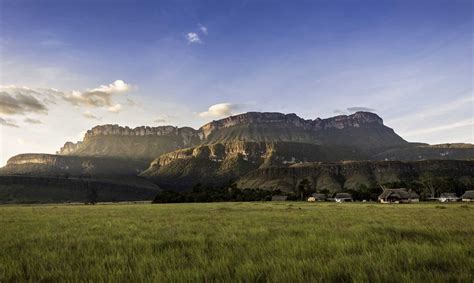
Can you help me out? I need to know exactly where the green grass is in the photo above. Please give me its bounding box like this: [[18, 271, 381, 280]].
[[0, 202, 472, 282]]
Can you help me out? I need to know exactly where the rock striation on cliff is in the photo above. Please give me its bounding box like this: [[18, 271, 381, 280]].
[[58, 124, 201, 160]]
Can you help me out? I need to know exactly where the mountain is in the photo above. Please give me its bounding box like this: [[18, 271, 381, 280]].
[[199, 112, 408, 149], [2, 111, 473, 199], [0, 154, 161, 203], [58, 125, 200, 160], [236, 160, 474, 193], [141, 112, 473, 189]]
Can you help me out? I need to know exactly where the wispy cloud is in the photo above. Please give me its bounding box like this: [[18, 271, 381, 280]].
[[1, 80, 135, 118], [402, 119, 474, 137], [107, 104, 122, 113], [0, 87, 48, 115], [186, 24, 208, 44], [187, 32, 202, 44], [24, 118, 42, 124], [199, 24, 208, 35], [347, 106, 376, 113], [63, 80, 134, 108], [83, 111, 101, 120], [154, 114, 173, 124], [333, 106, 376, 115], [0, 117, 19, 128], [386, 95, 473, 125]]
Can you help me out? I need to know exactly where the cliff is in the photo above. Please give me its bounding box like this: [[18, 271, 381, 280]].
[[58, 125, 201, 160], [236, 160, 474, 193], [57, 111, 401, 160], [199, 111, 399, 148], [199, 111, 384, 138], [1, 153, 150, 177], [140, 141, 367, 190]]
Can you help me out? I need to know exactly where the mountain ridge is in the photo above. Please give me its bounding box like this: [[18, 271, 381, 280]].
[[3, 111, 473, 196]]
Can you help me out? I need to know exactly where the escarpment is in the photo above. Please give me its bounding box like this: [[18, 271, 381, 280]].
[[236, 160, 474, 193], [3, 111, 474, 195], [58, 124, 201, 160]]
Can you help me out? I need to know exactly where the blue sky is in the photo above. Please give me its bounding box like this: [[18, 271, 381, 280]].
[[0, 0, 472, 165]]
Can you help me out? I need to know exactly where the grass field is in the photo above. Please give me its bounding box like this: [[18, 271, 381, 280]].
[[0, 202, 473, 282]]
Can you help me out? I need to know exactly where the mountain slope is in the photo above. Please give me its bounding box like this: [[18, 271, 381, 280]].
[[236, 160, 474, 193], [2, 111, 474, 196], [58, 125, 200, 160]]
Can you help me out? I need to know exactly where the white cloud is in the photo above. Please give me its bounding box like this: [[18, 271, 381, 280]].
[[198, 103, 239, 118], [1, 80, 135, 112], [83, 111, 101, 120], [107, 104, 122, 113], [187, 32, 202, 44], [199, 24, 208, 35], [92, 80, 133, 94]]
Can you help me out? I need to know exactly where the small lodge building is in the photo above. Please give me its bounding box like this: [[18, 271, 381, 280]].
[[408, 190, 420, 202], [272, 195, 288, 201], [311, 193, 327, 202], [461, 190, 474, 202], [378, 188, 419, 204], [334, 193, 353, 203], [439, 193, 459, 202]]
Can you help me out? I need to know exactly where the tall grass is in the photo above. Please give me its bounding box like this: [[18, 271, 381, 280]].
[[0, 202, 472, 282]]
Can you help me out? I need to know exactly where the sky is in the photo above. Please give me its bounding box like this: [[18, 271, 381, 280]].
[[0, 0, 473, 165]]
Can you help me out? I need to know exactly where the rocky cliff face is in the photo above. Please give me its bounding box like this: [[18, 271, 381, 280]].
[[236, 160, 474, 193], [82, 124, 197, 142], [199, 111, 385, 139], [58, 124, 201, 160], [2, 153, 149, 177], [56, 111, 397, 160], [140, 141, 368, 190]]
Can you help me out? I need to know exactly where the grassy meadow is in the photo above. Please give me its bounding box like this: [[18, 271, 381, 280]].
[[0, 202, 473, 282]]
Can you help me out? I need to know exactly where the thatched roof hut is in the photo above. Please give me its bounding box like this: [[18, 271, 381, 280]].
[[311, 193, 327, 201], [334, 193, 352, 202], [461, 190, 474, 202], [378, 188, 418, 203], [439, 193, 459, 202], [271, 195, 288, 201], [408, 190, 419, 202]]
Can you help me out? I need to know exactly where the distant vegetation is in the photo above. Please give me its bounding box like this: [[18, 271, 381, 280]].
[[153, 183, 280, 203], [0, 202, 472, 281], [152, 175, 473, 203]]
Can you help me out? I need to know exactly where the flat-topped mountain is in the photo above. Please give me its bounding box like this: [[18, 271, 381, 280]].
[[2, 111, 473, 197], [199, 111, 406, 148], [57, 111, 408, 160], [58, 125, 201, 160]]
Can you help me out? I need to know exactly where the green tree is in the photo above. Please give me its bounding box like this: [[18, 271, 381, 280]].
[[297, 179, 311, 200]]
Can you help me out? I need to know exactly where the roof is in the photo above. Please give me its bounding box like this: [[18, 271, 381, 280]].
[[271, 195, 288, 201], [311, 193, 327, 200], [440, 193, 458, 198], [335, 193, 352, 199], [378, 188, 411, 200], [461, 190, 474, 199], [408, 190, 419, 199]]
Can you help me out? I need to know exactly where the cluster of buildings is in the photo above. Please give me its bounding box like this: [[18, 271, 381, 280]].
[[271, 190, 474, 203]]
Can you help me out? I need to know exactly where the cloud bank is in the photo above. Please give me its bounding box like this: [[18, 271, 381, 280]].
[[0, 89, 48, 115]]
